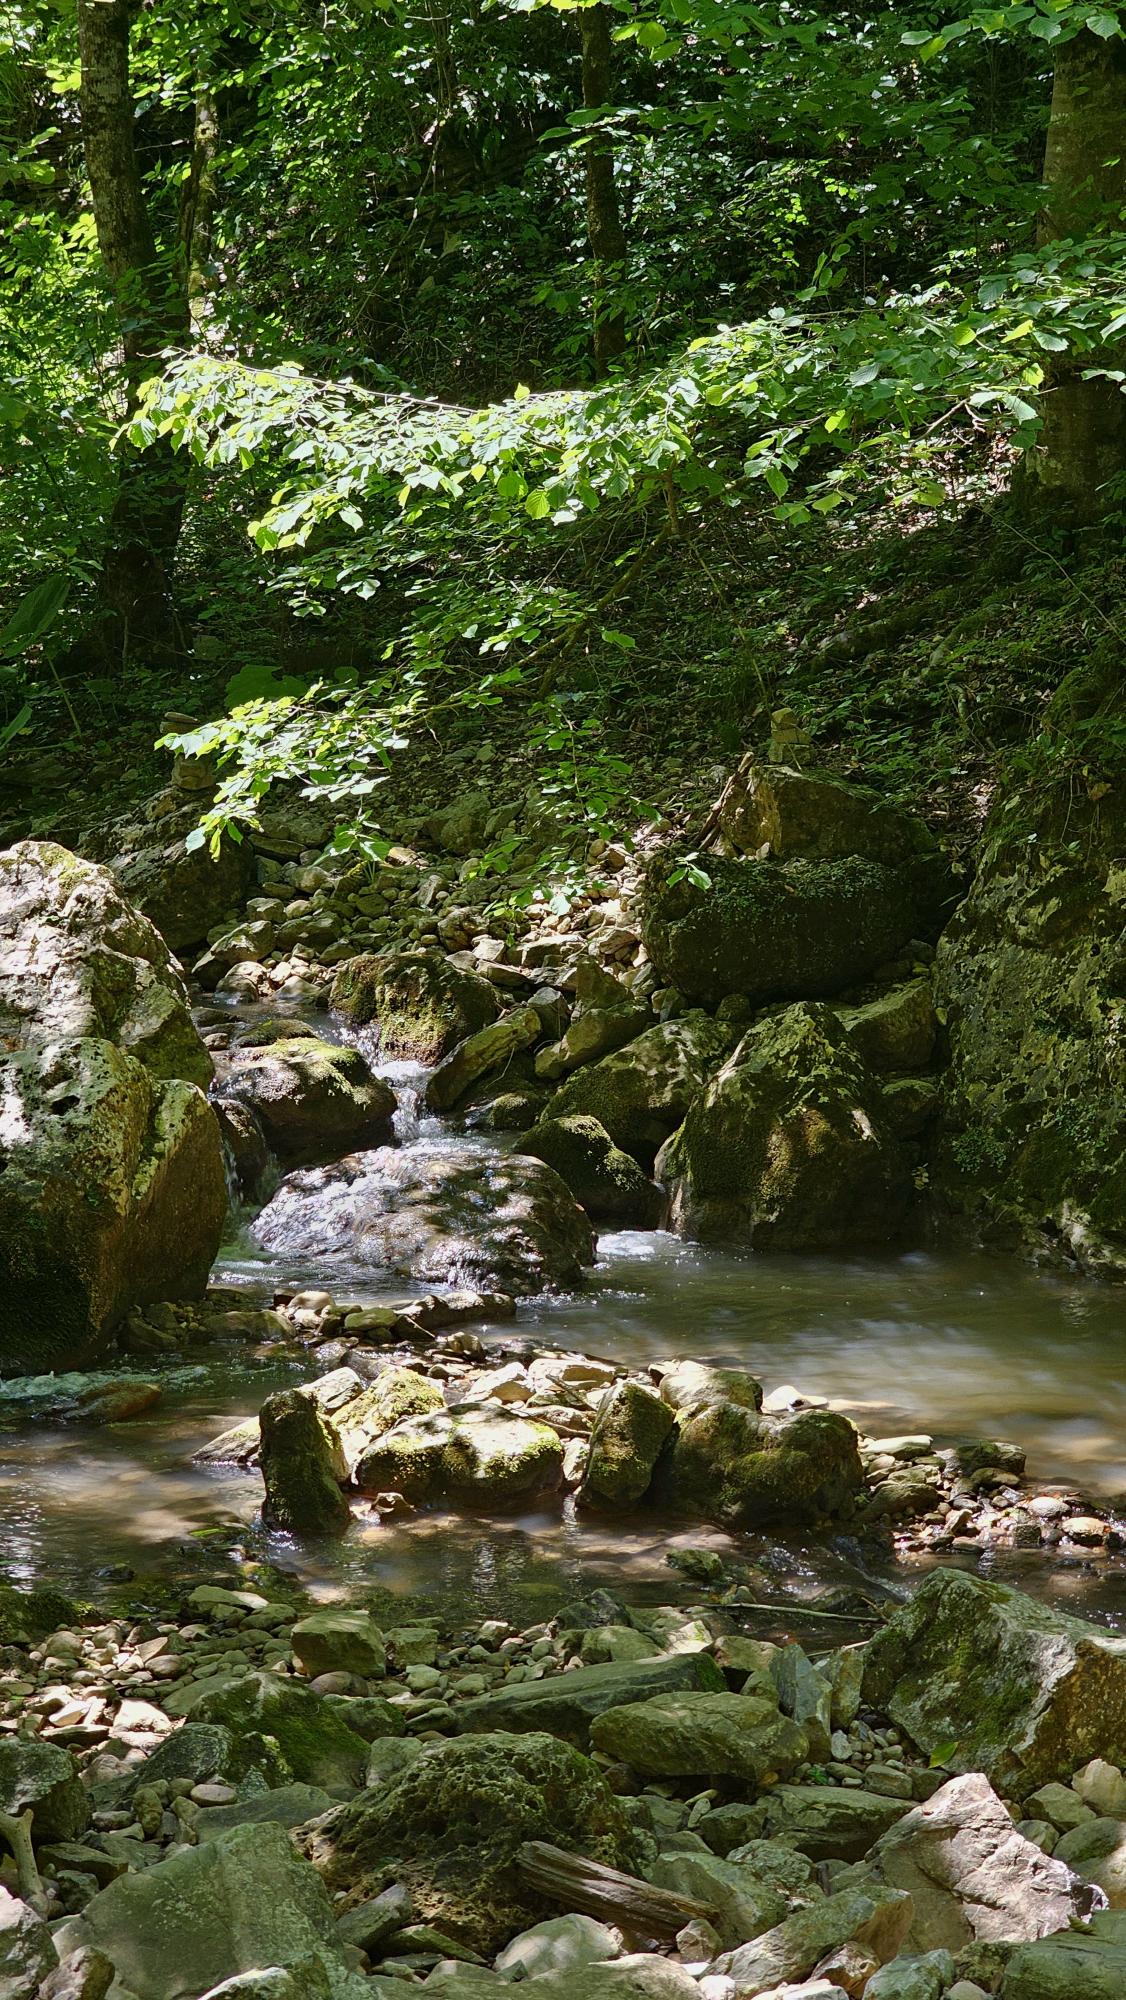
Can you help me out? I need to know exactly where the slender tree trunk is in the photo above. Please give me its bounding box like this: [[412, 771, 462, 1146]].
[[580, 2, 627, 377], [77, 0, 190, 660], [1033, 30, 1126, 518], [179, 85, 221, 317]]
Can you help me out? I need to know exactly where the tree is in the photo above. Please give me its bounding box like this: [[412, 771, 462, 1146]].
[[579, 2, 627, 376]]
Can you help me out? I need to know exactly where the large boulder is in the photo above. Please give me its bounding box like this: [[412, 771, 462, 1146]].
[[590, 1690, 808, 1784], [353, 1408, 563, 1510], [715, 759, 941, 868], [102, 785, 256, 955], [577, 1379, 675, 1508], [724, 1783, 911, 1862], [862, 1569, 1126, 1800], [642, 853, 937, 1009], [934, 785, 1126, 1273], [185, 1673, 368, 1791], [218, 1038, 395, 1166], [550, 1013, 735, 1168], [0, 1740, 88, 1843], [652, 1396, 863, 1529], [259, 1389, 351, 1537], [250, 1147, 594, 1294], [425, 1006, 543, 1113], [80, 1820, 370, 2000], [1002, 1908, 1126, 1998], [519, 1115, 664, 1227], [302, 1731, 638, 1956], [714, 1882, 914, 1997], [658, 1003, 912, 1249], [0, 1885, 56, 2000], [0, 844, 226, 1372], [330, 948, 499, 1062]]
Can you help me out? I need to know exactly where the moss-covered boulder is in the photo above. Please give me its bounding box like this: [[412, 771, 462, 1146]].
[[354, 1409, 563, 1509], [0, 1739, 88, 1842], [550, 1013, 736, 1168], [657, 1361, 763, 1416], [934, 787, 1126, 1273], [425, 1005, 543, 1113], [188, 1671, 369, 1791], [642, 853, 939, 1008], [251, 1148, 594, 1295], [715, 759, 941, 867], [335, 1367, 445, 1472], [330, 948, 498, 1062], [862, 1568, 1126, 1801], [578, 1379, 675, 1509], [518, 1114, 664, 1226], [291, 1611, 386, 1681], [658, 1003, 911, 1250], [259, 1389, 351, 1537], [0, 1582, 81, 1646], [834, 980, 938, 1074], [219, 1037, 395, 1166], [652, 1399, 863, 1529], [590, 1690, 808, 1784], [303, 1731, 638, 1955]]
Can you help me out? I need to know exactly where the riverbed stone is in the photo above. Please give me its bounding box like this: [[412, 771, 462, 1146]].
[[251, 1147, 594, 1295], [577, 1379, 675, 1509], [455, 1652, 724, 1746], [659, 1003, 911, 1249], [330, 949, 499, 1061], [426, 1006, 543, 1112], [714, 759, 941, 869], [834, 982, 938, 1075], [652, 1400, 863, 1528], [865, 1953, 956, 2000], [646, 1852, 786, 1951], [0, 1885, 57, 2000], [718, 1785, 911, 1862], [494, 1914, 623, 1980], [590, 1691, 808, 1784], [219, 1037, 396, 1165], [336, 1367, 446, 1469], [1001, 1908, 1126, 1998], [192, 1784, 336, 1842], [186, 1672, 368, 1791], [354, 1409, 563, 1509], [302, 1730, 638, 1956], [259, 1389, 351, 1537], [861, 1569, 1126, 1799], [1053, 1817, 1126, 1904], [292, 1611, 386, 1681], [518, 1115, 664, 1227], [550, 1012, 736, 1167], [714, 1882, 914, 1997], [0, 1739, 88, 1842]]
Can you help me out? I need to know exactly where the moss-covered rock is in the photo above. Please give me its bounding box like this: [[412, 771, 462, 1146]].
[[642, 852, 941, 1009], [0, 1583, 81, 1645], [291, 1611, 386, 1681], [833, 980, 938, 1074], [0, 1739, 89, 1842], [578, 1379, 674, 1509], [336, 1367, 445, 1472], [652, 1399, 863, 1529], [425, 1005, 543, 1112], [330, 948, 498, 1062], [303, 1731, 638, 1955], [658, 1003, 912, 1250], [219, 1037, 396, 1166], [715, 759, 942, 867], [354, 1409, 563, 1509], [518, 1114, 664, 1226], [188, 1671, 369, 1792], [590, 1690, 808, 1784], [453, 1652, 724, 1744], [550, 1013, 736, 1168], [259, 1389, 351, 1537], [861, 1568, 1126, 1801]]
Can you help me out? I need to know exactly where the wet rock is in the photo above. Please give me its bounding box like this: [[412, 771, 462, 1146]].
[[251, 1148, 594, 1295], [426, 1007, 543, 1113], [642, 852, 939, 1009], [652, 1399, 864, 1529], [518, 1115, 664, 1227], [589, 1690, 808, 1784], [186, 1672, 368, 1791], [714, 1882, 914, 1997], [259, 1389, 351, 1537], [659, 1004, 911, 1251], [292, 1611, 386, 1681], [454, 1652, 723, 1746], [81, 1820, 369, 2000], [1001, 1907, 1126, 1997], [857, 1773, 1100, 1952], [353, 1409, 563, 1510], [219, 1038, 396, 1166], [1053, 1817, 1126, 1905], [0, 1739, 88, 1842], [577, 1378, 675, 1509], [0, 1885, 57, 2000], [861, 1569, 1126, 1799], [714, 760, 941, 869], [720, 1785, 910, 1862], [330, 949, 499, 1062], [550, 1012, 735, 1168], [303, 1730, 638, 1956]]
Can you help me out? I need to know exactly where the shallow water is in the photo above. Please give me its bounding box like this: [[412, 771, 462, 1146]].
[[4, 1030, 1126, 1629]]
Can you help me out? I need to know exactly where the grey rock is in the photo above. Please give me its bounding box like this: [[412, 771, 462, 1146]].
[[454, 1652, 724, 1747]]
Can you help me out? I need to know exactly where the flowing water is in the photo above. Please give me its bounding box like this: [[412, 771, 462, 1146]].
[[4, 1029, 1126, 1632]]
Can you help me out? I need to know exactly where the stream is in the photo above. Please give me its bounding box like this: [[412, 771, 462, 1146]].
[[3, 1027, 1126, 1631]]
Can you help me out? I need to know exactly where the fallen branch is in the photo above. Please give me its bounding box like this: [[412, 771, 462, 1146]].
[[516, 1840, 713, 1939], [0, 1806, 47, 1915]]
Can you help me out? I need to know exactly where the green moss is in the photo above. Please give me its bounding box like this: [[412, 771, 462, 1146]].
[[330, 949, 498, 1061]]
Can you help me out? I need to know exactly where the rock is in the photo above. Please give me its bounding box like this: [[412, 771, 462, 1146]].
[[651, 1400, 863, 1528], [219, 1038, 396, 1165], [0, 843, 226, 1373], [714, 1883, 914, 1998], [38, 1945, 116, 2000], [337, 1368, 446, 1469], [865, 1954, 955, 2000], [589, 1691, 807, 1784], [833, 982, 937, 1076], [128, 1722, 247, 1791], [259, 1389, 351, 1536], [330, 949, 499, 1062], [1023, 1783, 1095, 1833], [658, 1004, 911, 1250], [518, 1115, 664, 1227], [251, 1148, 594, 1295], [0, 1739, 88, 1842], [426, 1008, 543, 1113], [861, 1569, 1126, 1799], [186, 1672, 368, 1791], [577, 1380, 675, 1509], [1073, 1759, 1126, 1818], [541, 995, 651, 1079], [0, 1583, 80, 1646], [353, 1409, 563, 1509], [334, 1883, 413, 1955], [192, 1784, 337, 1842], [423, 791, 493, 856], [102, 784, 256, 956], [302, 1730, 638, 1956], [646, 1852, 786, 1951], [642, 852, 940, 1009], [81, 1820, 369, 2000], [714, 760, 940, 869], [550, 1013, 736, 1167], [770, 1646, 832, 1760], [292, 1612, 386, 1681], [0, 1886, 57, 2000], [659, 1361, 763, 1415], [1001, 1907, 1126, 1997], [858, 1773, 1100, 1952], [720, 1785, 911, 1862], [494, 1914, 624, 1979], [454, 1653, 724, 1746], [1053, 1818, 1126, 1905]]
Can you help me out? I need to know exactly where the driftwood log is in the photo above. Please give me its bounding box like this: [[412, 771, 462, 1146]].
[[516, 1840, 715, 1940]]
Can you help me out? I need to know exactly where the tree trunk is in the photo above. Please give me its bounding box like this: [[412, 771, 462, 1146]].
[[179, 85, 221, 317], [1033, 30, 1126, 518], [580, 2, 627, 377], [77, 0, 191, 660]]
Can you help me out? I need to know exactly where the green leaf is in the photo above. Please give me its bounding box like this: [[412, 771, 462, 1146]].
[[929, 1740, 959, 1769], [525, 489, 551, 519], [1086, 11, 1121, 38], [0, 576, 69, 653]]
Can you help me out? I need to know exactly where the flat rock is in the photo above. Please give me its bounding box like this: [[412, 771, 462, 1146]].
[[454, 1652, 724, 1746]]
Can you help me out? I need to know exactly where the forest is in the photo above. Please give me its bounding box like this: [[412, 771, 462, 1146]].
[[3, 4, 1126, 1998]]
